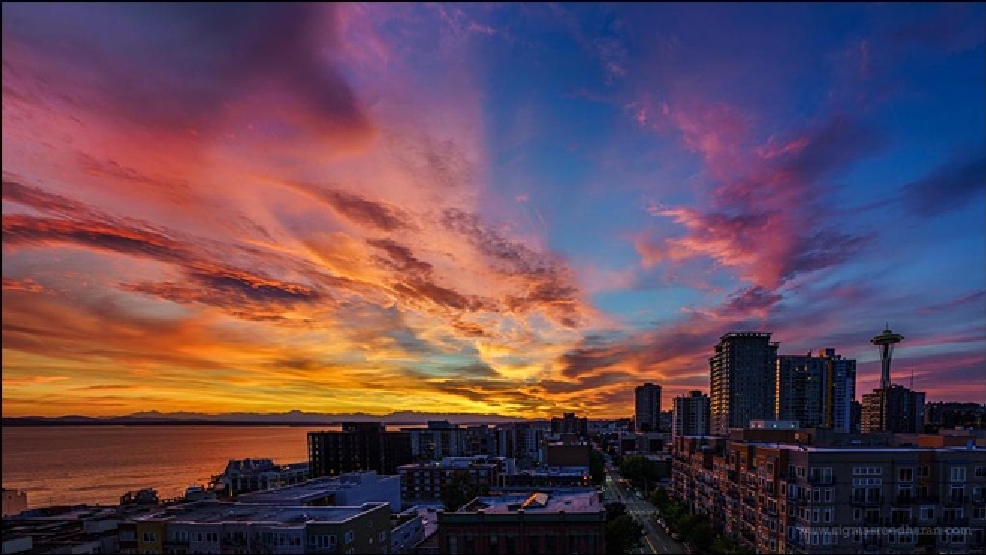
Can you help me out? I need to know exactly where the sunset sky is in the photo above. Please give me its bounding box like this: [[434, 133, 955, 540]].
[[2, 3, 984, 418]]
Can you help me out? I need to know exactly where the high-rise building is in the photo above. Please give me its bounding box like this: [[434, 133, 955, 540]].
[[635, 383, 662, 432], [308, 423, 413, 477], [672, 391, 710, 439], [710, 332, 779, 436], [861, 385, 926, 433], [775, 348, 857, 432]]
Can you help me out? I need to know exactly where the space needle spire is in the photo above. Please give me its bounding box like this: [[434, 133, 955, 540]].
[[871, 326, 904, 390]]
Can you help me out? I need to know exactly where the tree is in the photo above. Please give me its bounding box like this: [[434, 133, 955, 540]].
[[589, 449, 606, 486], [439, 471, 489, 512], [619, 454, 654, 490], [650, 486, 670, 509], [605, 514, 644, 555], [605, 501, 628, 521]]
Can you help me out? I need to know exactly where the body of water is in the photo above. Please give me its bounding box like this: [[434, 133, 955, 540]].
[[1, 426, 329, 508]]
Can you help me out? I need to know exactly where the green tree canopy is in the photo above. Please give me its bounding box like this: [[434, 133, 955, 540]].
[[605, 514, 644, 555], [439, 471, 490, 512]]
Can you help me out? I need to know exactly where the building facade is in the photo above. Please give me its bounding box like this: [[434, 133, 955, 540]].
[[710, 332, 779, 436], [635, 382, 663, 432], [671, 436, 985, 554], [861, 385, 926, 434], [672, 390, 711, 439], [212, 458, 309, 497], [437, 491, 606, 555], [549, 413, 588, 439], [120, 501, 391, 555], [399, 460, 499, 506], [776, 349, 857, 433], [308, 423, 413, 478]]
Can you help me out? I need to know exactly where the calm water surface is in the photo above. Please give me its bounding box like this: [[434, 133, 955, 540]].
[[1, 426, 326, 508]]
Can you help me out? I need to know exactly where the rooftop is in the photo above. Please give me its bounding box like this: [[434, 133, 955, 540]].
[[459, 491, 601, 514], [750, 442, 984, 453], [236, 472, 393, 504], [134, 501, 387, 526]]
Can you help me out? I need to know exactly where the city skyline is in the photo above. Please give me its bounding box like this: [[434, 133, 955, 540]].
[[2, 3, 984, 418]]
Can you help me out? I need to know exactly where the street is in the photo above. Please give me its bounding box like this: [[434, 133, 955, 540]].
[[603, 465, 683, 554]]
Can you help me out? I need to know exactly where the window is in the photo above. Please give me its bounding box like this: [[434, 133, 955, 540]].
[[853, 508, 862, 521], [142, 532, 156, 542], [899, 468, 913, 482], [950, 486, 965, 502], [950, 467, 966, 482], [917, 465, 930, 478], [972, 507, 985, 520], [121, 531, 136, 542], [920, 506, 935, 520], [345, 531, 354, 544], [975, 466, 985, 478], [379, 531, 386, 542]]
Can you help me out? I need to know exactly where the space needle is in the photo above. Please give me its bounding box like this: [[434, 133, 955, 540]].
[[871, 326, 904, 390]]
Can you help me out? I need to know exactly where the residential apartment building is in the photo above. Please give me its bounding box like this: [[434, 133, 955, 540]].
[[118, 501, 391, 555], [671, 435, 985, 554], [710, 332, 779, 436], [861, 385, 926, 434], [437, 491, 606, 554], [776, 349, 857, 433], [673, 390, 711, 439], [635, 382, 662, 432], [211, 458, 309, 497], [308, 423, 413, 477], [405, 421, 466, 461], [398, 459, 500, 506], [550, 412, 589, 439]]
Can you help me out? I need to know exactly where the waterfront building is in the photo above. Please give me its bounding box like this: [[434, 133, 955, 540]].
[[211, 458, 309, 497], [2, 488, 28, 517], [308, 423, 413, 478]]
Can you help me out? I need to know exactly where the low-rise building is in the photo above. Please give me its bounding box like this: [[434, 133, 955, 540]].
[[236, 471, 401, 512], [2, 488, 28, 517], [119, 501, 391, 555], [437, 491, 606, 554], [211, 458, 309, 497], [399, 459, 499, 506]]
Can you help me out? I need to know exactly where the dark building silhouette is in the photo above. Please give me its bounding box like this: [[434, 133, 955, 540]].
[[710, 332, 779, 435], [308, 423, 412, 477], [550, 412, 588, 439]]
